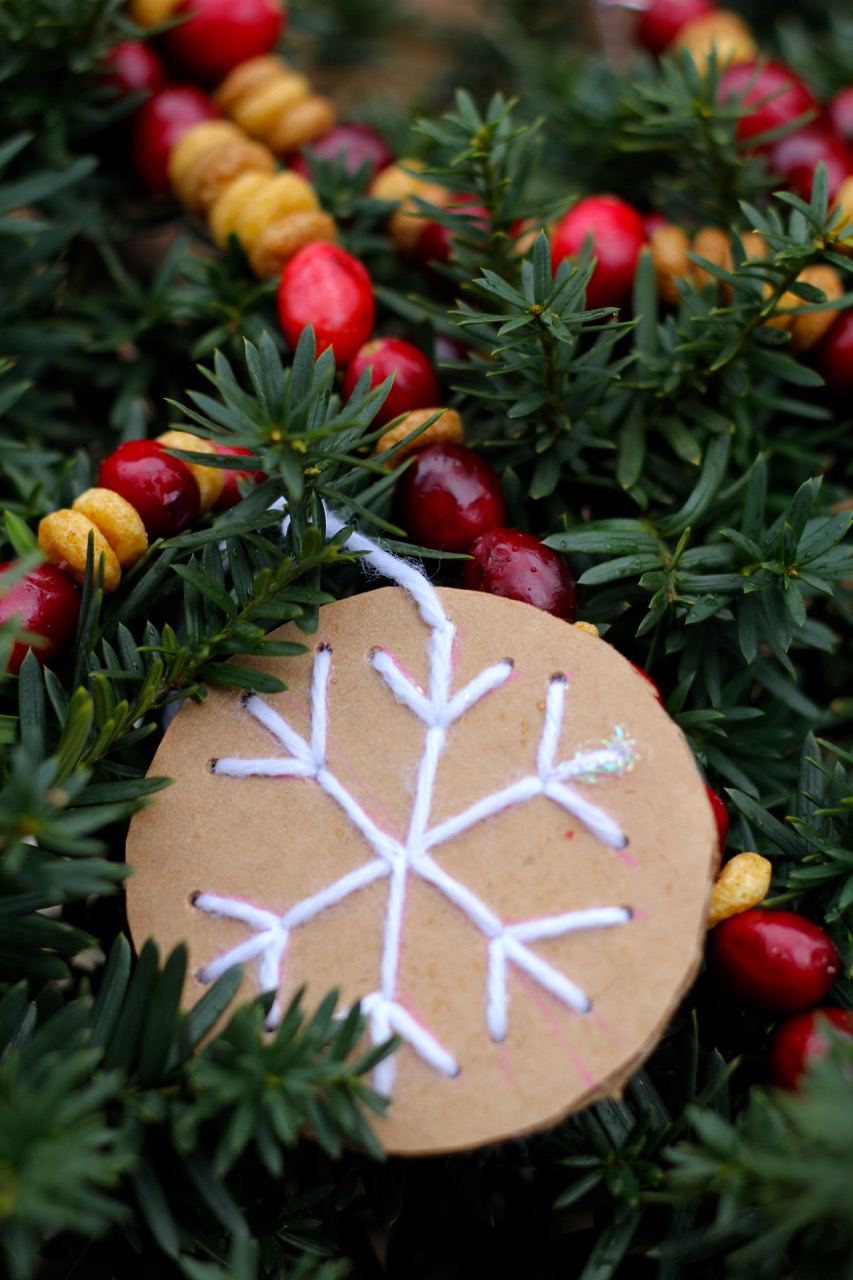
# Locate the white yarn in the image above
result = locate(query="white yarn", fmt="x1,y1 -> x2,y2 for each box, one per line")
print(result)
195,507 -> 637,1087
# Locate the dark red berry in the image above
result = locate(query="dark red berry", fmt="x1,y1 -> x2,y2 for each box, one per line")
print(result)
718,60 -> 817,149
162,0 -> 286,85
551,195 -> 647,312
0,562 -> 81,675
813,309 -> 853,397
705,784 -> 729,853
707,909 -> 840,1012
393,443 -> 505,553
277,242 -> 375,366
343,338 -> 441,427
211,442 -> 264,510
828,85 -> 853,142
290,122 -> 394,184
101,40 -> 167,101
768,1006 -> 853,1090
462,528 -> 577,621
131,84 -> 219,194
769,126 -> 853,202
98,440 -> 200,538
636,0 -> 717,55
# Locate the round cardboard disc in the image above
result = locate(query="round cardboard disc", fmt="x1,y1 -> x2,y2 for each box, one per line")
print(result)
126,586 -> 716,1154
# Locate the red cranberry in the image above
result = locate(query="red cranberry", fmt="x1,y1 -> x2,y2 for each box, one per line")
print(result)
636,0 -> 717,55
769,1007 -> 853,1090
289,122 -> 394,184
101,40 -> 167,100
705,784 -> 729,853
98,440 -> 200,538
828,85 -> 853,142
392,443 -> 505,553
718,61 -> 817,149
769,126 -> 853,202
707,909 -> 840,1012
813,309 -> 853,397
551,195 -> 647,312
211,443 -> 264,510
162,0 -> 286,85
277,242 -> 375,367
0,562 -> 81,674
343,338 -> 441,427
130,84 -> 219,194
462,528 -> 577,621
416,193 -> 490,269
642,210 -> 670,238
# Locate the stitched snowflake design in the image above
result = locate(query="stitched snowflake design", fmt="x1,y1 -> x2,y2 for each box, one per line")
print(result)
193,530 -> 637,1096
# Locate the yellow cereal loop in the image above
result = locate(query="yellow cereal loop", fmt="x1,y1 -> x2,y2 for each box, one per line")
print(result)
690,227 -> 733,295
266,95 -> 337,154
672,10 -> 757,71
833,176 -> 853,254
215,56 -> 294,115
167,121 -> 244,195
376,408 -> 464,463
574,621 -> 600,637
370,161 -> 450,257
128,0 -> 180,27
247,209 -> 338,280
177,138 -> 276,217
38,510 -> 121,593
789,265 -> 844,351
72,488 -> 148,569
157,431 -> 225,512
231,74 -> 312,139
232,171 -> 319,251
208,171 -> 273,248
649,224 -> 690,305
707,852 -> 772,928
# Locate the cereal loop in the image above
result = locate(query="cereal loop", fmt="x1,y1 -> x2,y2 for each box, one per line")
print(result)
38,510 -> 121,593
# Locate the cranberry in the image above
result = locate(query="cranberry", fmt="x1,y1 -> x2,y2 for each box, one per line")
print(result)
718,61 -> 817,149
343,338 -> 441,427
289,122 -> 394,184
828,85 -> 853,142
130,84 -> 219,194
211,442 -> 264,510
416,193 -> 490,269
642,210 -> 670,238
98,440 -> 200,539
769,126 -> 853,202
101,40 -> 167,101
707,909 -> 840,1012
636,0 -> 717,55
551,195 -> 647,312
0,562 -> 81,674
162,0 -> 286,85
768,1007 -> 853,1090
462,528 -> 577,621
813,310 -> 853,397
277,242 -> 375,367
705,784 -> 729,853
392,443 -> 505,553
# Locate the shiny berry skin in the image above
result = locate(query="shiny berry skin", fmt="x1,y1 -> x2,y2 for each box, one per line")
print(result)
551,195 -> 647,312
718,61 -> 818,149
769,126 -> 853,202
131,84 -> 219,194
707,910 -> 840,1012
162,0 -> 286,84
462,528 -> 577,621
343,338 -> 441,427
768,1007 -> 853,1090
290,122 -> 394,184
828,85 -> 853,142
636,0 -> 717,55
211,443 -> 263,510
277,242 -> 375,367
0,562 -> 81,674
101,40 -> 167,100
392,443 -> 505,553
813,309 -> 853,397
705,784 -> 729,853
98,440 -> 200,539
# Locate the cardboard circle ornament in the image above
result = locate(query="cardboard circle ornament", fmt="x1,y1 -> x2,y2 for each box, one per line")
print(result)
126,531 -> 716,1155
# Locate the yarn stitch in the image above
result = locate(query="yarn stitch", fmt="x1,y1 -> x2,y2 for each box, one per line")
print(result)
194,513 -> 637,1092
